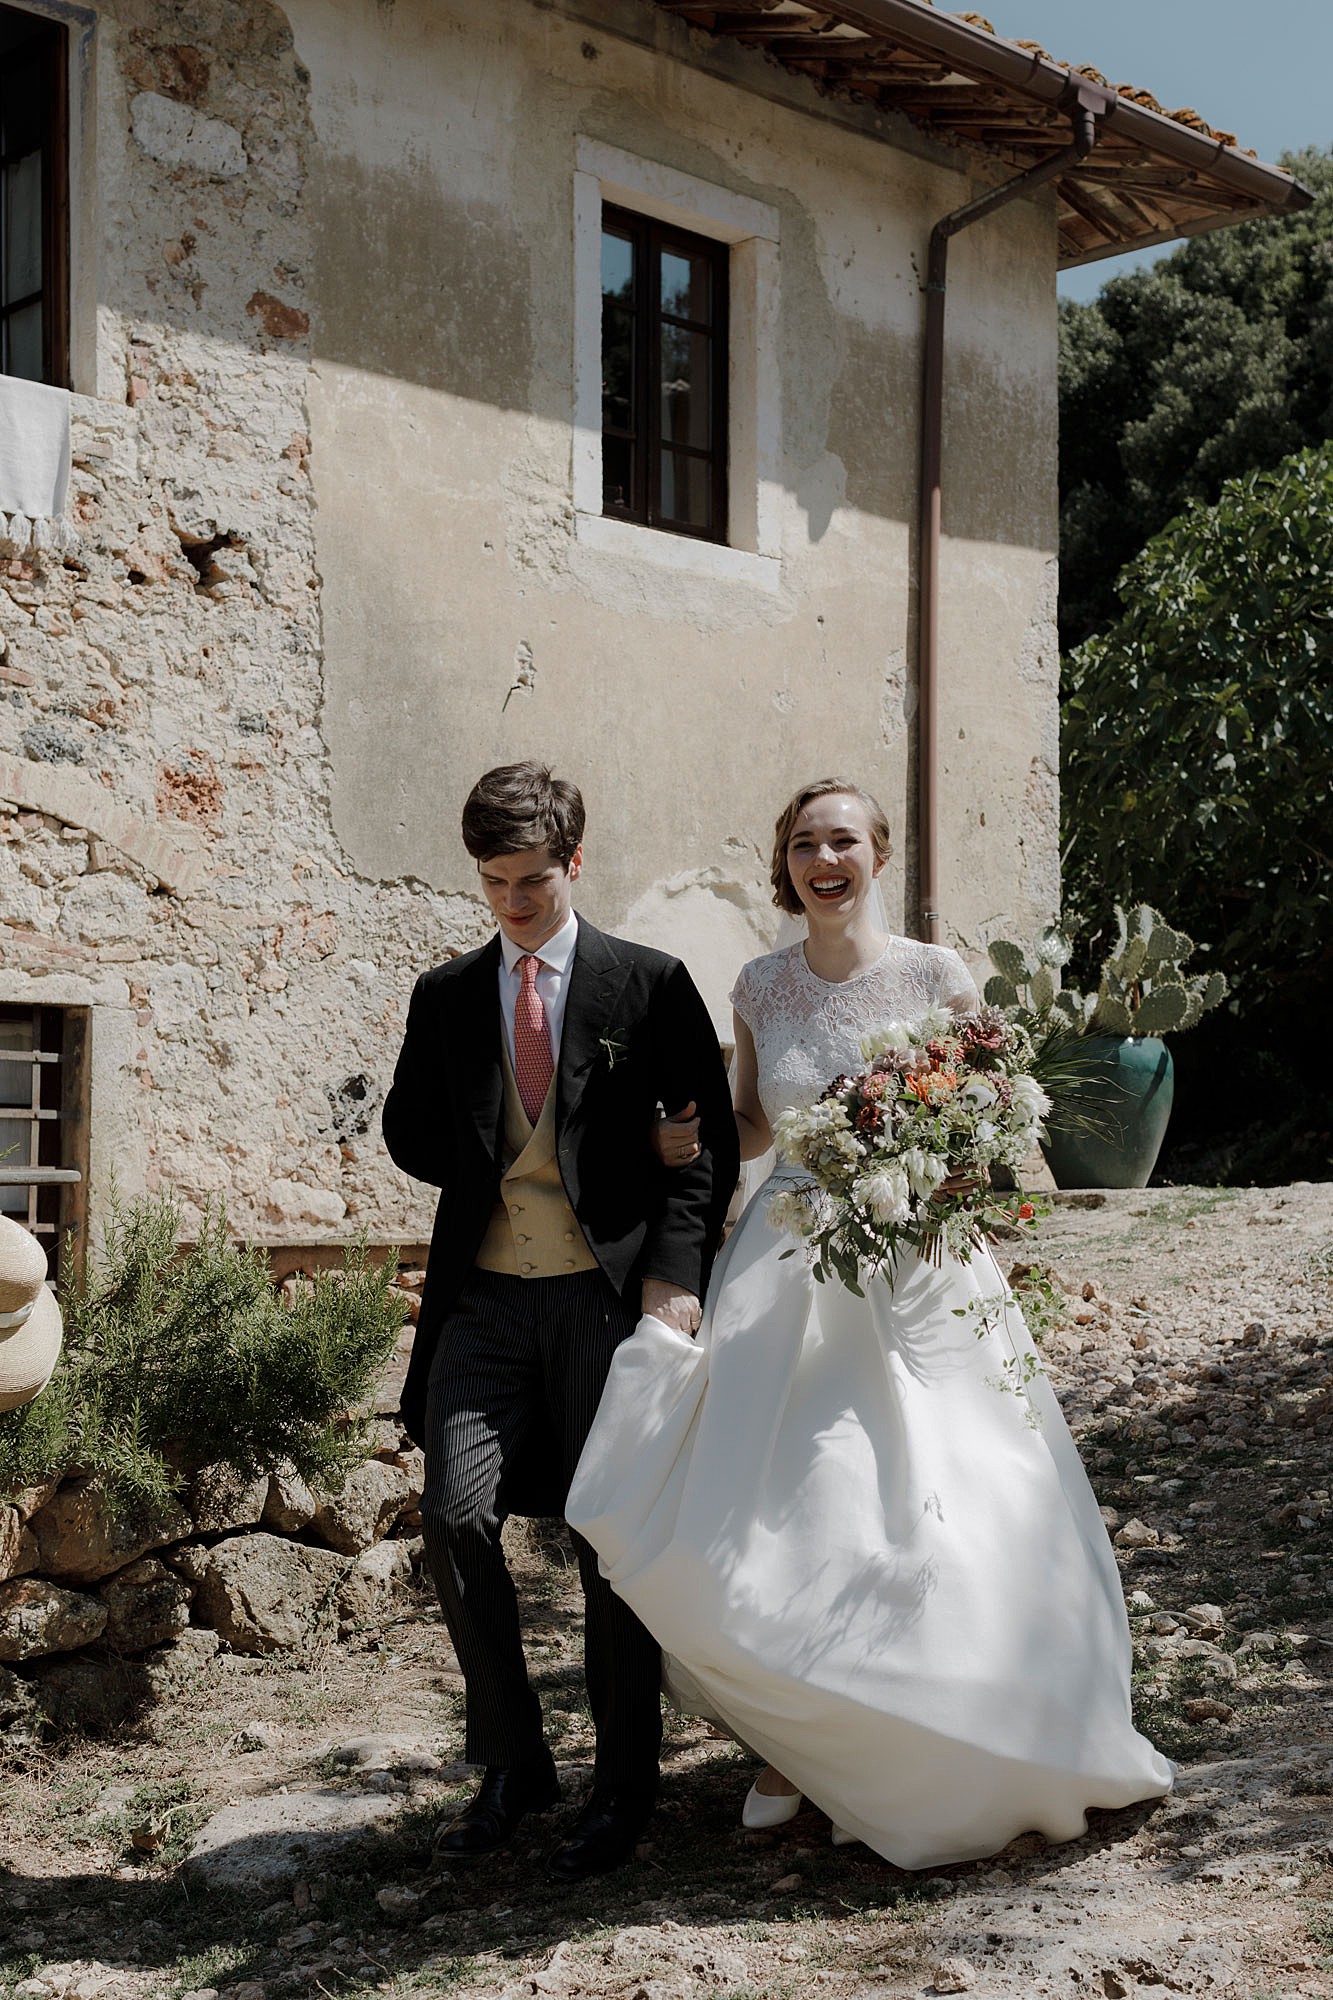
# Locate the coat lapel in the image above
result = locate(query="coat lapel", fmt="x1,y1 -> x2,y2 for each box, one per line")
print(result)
558,919 -> 633,1128
455,936 -> 505,1167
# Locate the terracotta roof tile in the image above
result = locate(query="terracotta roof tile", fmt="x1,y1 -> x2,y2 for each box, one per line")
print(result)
647,0 -> 1309,265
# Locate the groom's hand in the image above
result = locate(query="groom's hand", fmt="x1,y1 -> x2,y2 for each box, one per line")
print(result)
641,1277 -> 702,1336
652,1101 -> 701,1168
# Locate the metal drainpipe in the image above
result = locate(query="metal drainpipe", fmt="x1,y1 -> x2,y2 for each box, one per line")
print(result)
916,90 -> 1103,943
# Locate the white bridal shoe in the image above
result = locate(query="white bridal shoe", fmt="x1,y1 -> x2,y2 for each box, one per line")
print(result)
830,1823 -> 860,1846
742,1778 -> 803,1828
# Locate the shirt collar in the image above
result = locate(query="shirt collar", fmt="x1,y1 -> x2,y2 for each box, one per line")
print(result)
499,909 -> 580,978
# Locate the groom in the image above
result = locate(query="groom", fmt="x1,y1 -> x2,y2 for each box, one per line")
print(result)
383,762 -> 737,1882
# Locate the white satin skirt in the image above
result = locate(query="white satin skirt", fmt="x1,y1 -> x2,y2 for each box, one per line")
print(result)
566,1176 -> 1172,1870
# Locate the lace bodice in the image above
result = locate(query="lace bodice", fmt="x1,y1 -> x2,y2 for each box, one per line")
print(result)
730,938 -> 979,1128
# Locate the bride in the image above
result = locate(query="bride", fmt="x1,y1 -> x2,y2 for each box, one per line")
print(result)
566,776 -> 1172,1869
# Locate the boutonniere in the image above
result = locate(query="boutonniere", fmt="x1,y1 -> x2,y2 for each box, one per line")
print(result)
599,1030 -> 629,1071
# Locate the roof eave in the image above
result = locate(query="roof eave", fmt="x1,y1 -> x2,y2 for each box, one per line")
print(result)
662,0 -> 1314,255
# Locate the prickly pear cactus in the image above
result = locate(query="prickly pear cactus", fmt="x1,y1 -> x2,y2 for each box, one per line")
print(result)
985,905 -> 1227,1042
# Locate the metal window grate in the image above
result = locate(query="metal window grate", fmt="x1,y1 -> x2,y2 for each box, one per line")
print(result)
0,1004 -> 85,1278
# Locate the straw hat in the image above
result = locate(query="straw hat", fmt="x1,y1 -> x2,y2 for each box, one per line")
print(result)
0,1212 -> 64,1412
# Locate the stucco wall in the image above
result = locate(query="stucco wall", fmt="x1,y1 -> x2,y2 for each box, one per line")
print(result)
293,0 -> 1060,990
0,0 -> 1059,1250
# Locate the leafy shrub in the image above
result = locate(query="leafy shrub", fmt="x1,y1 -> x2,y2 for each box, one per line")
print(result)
1062,444 -> 1333,1028
0,1193 -> 409,1508
1058,146 -> 1333,649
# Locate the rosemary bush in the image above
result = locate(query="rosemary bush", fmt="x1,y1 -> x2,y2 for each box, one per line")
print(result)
0,1194 -> 409,1509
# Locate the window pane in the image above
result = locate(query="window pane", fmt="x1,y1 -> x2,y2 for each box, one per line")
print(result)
603,433 -> 634,514
3,59 -> 46,161
659,323 -> 711,448
660,246 -> 712,324
602,302 -> 635,435
601,229 -> 634,306
3,151 -> 43,304
4,300 -> 43,382
659,448 -> 712,534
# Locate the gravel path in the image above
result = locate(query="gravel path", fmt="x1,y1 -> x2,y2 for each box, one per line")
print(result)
2,1183 -> 1330,2000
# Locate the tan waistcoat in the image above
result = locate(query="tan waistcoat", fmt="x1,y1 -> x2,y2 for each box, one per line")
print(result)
473,1045 -> 599,1280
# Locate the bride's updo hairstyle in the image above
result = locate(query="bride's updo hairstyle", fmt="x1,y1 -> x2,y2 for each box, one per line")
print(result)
770,777 -> 891,915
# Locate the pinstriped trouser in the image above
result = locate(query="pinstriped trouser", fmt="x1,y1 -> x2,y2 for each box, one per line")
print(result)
419,1267 -> 663,1790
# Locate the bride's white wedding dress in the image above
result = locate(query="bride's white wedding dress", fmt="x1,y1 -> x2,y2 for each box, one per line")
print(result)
566,937 -> 1172,1870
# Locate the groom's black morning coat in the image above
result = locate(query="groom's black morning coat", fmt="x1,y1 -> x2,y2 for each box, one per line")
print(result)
382,919 -> 739,1450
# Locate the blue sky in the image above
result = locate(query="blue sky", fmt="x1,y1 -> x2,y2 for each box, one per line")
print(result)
972,1 -> 1333,302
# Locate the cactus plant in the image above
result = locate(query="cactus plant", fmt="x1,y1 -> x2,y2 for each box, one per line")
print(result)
981,907 -> 1228,1188
985,904 -> 1227,1043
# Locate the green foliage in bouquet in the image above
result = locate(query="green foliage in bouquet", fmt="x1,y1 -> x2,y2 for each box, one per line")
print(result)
985,904 -> 1227,1042
0,1192 -> 409,1509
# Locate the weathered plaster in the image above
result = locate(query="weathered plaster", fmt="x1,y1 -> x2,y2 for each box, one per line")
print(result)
0,0 -> 1062,1252
293,0 -> 1060,961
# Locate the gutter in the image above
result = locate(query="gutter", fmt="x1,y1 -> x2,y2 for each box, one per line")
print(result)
916,84 -> 1103,944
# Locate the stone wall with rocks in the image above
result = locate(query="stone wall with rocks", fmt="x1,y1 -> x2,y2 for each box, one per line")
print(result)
0,1417 -> 426,1737
1,0 -> 1063,1257
0,0 -> 481,1256
0,1259 -> 429,1736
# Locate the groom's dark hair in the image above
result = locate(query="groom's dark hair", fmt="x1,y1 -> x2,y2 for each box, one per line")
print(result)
461,761 -> 586,866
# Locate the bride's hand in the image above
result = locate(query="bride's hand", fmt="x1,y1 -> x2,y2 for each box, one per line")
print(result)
653,1101 -> 701,1169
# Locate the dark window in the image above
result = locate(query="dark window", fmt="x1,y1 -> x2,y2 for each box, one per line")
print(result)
0,1003 -> 88,1283
0,5 -> 68,387
601,204 -> 728,542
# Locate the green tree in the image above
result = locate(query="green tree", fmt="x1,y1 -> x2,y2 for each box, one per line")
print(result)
1059,147 -> 1333,649
1062,443 -> 1333,1028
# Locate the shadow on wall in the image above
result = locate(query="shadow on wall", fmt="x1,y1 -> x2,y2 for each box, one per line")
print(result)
108,4 -> 1058,581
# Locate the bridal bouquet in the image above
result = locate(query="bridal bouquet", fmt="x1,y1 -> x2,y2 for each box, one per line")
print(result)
768,1004 -> 1049,1291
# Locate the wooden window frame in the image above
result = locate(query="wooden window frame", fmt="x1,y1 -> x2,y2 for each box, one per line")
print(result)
601,203 -> 729,545
0,5 -> 70,389
0,1002 -> 88,1283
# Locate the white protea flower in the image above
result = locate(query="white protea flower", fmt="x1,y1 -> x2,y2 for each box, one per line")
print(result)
900,1147 -> 949,1202
855,1165 -> 912,1225
860,1020 -> 914,1062
918,1004 -> 955,1037
1009,1074 -> 1052,1125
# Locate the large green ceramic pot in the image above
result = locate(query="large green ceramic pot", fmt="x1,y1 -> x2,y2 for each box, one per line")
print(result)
1040,1035 -> 1175,1190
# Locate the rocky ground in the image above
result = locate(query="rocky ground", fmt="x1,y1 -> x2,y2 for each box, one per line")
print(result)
1,1183 -> 1331,2000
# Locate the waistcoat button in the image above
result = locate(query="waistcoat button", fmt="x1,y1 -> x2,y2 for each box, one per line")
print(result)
521,1262 -> 534,1274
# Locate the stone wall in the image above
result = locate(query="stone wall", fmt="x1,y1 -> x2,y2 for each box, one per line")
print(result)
0,1275 -> 426,1737
0,0 -> 480,1251
0,0 -> 1062,1254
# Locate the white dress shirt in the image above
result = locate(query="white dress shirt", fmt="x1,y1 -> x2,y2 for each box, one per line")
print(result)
498,910 -> 580,1075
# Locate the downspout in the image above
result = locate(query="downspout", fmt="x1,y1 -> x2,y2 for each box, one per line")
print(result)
916,87 -> 1103,943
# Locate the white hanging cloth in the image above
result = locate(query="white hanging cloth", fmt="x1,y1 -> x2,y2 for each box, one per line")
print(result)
0,372 -> 75,552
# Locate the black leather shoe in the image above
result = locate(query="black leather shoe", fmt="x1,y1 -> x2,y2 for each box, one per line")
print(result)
434,1756 -> 561,1858
546,1786 -> 656,1883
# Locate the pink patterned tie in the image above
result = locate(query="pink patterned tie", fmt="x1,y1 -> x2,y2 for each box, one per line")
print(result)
514,954 -> 554,1124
